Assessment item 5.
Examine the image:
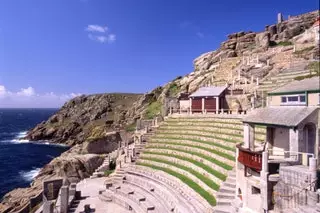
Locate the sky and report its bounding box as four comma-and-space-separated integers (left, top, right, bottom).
0, 0, 318, 108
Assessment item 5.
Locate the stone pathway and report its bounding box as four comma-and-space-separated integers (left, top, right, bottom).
72, 177, 130, 213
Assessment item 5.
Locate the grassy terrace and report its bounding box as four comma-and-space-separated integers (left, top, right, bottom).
155, 132, 239, 144
143, 151, 227, 180
140, 157, 220, 191
158, 129, 243, 139
137, 162, 217, 206
148, 141, 235, 161
138, 117, 265, 207
145, 146, 233, 170
152, 136, 235, 151
161, 123, 266, 136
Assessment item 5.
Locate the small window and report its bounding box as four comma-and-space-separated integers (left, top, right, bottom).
252, 186, 261, 194
281, 97, 287, 103
288, 96, 298, 102
300, 95, 306, 102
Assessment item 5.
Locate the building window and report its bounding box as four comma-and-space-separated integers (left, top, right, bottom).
281, 95, 306, 105
252, 186, 261, 194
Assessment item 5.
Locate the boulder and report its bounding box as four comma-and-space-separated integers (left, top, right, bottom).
255, 32, 270, 49
82, 131, 122, 154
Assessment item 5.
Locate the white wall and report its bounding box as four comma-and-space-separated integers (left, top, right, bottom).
272, 128, 290, 157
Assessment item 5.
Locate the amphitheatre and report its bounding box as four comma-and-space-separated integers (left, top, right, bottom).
1, 10, 319, 213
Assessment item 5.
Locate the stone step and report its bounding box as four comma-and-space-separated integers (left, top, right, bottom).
213, 205, 234, 213
217, 192, 235, 199
224, 182, 236, 188
219, 185, 235, 194
217, 198, 233, 206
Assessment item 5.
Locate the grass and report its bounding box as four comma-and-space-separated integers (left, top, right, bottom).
152, 135, 236, 151
161, 123, 267, 135
276, 41, 293, 46
155, 132, 239, 144
125, 123, 136, 132
143, 151, 227, 180
158, 128, 243, 139
139, 157, 220, 191
294, 62, 320, 81
137, 162, 216, 206
293, 46, 314, 55
145, 146, 233, 170
104, 169, 115, 177
148, 140, 235, 161
144, 101, 162, 119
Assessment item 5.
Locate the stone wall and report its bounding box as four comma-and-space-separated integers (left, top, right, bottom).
273, 165, 318, 211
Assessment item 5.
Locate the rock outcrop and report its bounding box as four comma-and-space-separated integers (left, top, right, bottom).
26, 93, 142, 146
0, 147, 104, 213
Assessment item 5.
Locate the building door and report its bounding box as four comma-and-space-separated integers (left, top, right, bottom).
204, 97, 216, 112
303, 123, 316, 165
191, 98, 202, 113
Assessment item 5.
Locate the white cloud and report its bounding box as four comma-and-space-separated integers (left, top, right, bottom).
86, 25, 108, 33
17, 86, 35, 96
0, 85, 6, 95
88, 34, 116, 43
86, 24, 116, 44
108, 34, 116, 43
0, 84, 81, 108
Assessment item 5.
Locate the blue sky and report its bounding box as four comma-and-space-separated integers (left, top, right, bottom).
0, 0, 318, 107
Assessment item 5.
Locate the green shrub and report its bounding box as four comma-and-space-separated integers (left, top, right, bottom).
276, 41, 293, 46
137, 162, 216, 206
270, 41, 293, 47
168, 82, 179, 97
144, 101, 162, 119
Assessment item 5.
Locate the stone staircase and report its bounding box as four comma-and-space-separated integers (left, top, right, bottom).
258, 60, 311, 92
214, 170, 237, 213
90, 149, 119, 178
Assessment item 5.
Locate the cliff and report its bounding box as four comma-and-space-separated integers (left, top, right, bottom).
26, 93, 142, 145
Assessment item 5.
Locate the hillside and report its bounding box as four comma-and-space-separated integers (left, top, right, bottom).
26, 93, 142, 145
136, 10, 319, 114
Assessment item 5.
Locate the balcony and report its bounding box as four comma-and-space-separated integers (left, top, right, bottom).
236, 144, 263, 172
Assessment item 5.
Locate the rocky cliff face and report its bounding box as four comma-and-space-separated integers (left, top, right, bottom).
26, 93, 142, 145
0, 94, 141, 213
134, 10, 319, 114
0, 148, 104, 213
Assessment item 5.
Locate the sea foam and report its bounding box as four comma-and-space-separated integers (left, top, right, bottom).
19, 168, 41, 181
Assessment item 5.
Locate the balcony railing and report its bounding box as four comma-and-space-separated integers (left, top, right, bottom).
236, 144, 263, 172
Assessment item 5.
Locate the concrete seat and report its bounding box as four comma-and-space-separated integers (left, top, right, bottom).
125, 166, 212, 213
101, 191, 145, 213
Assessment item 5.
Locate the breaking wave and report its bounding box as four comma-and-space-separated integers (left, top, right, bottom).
19, 168, 41, 181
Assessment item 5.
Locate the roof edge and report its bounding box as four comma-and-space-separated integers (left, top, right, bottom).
268, 89, 320, 96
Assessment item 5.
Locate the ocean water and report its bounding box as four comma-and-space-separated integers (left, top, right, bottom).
0, 109, 69, 199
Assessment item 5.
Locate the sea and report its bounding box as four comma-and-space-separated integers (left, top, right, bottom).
0, 108, 69, 199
